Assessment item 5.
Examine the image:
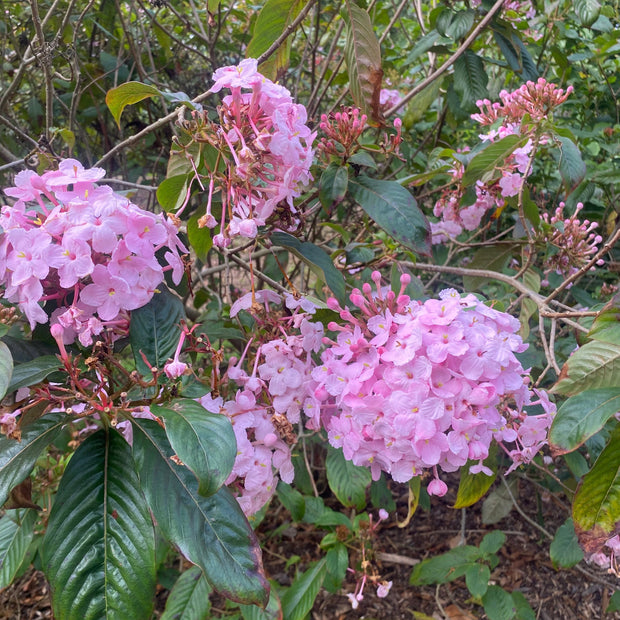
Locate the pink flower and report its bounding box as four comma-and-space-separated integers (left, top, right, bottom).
376, 580, 393, 598
499, 172, 522, 197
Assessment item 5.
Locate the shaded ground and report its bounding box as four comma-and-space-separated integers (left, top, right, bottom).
1, 474, 619, 619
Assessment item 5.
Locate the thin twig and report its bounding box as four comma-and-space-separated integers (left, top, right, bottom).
385, 0, 505, 117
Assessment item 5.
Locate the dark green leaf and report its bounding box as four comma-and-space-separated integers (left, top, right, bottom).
370, 474, 397, 512
7, 356, 61, 393
280, 558, 327, 620
105, 81, 161, 127
276, 481, 305, 521
462, 243, 516, 291
437, 9, 474, 40
348, 174, 431, 256
550, 518, 584, 568
0, 413, 65, 507
0, 341, 12, 400
453, 50, 489, 110
462, 134, 524, 187
130, 284, 185, 375
343, 0, 383, 122
0, 509, 36, 589
132, 419, 269, 605
153, 399, 236, 496
161, 566, 212, 620
319, 164, 349, 210
270, 231, 346, 305
325, 448, 371, 511
555, 136, 586, 194
42, 430, 156, 620
482, 585, 516, 620
549, 389, 620, 454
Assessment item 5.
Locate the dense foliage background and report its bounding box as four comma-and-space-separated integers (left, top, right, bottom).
0, 0, 619, 618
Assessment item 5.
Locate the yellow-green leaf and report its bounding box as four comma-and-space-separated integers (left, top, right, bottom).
106, 82, 161, 128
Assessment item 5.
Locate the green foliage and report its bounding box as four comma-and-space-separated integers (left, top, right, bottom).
550, 518, 584, 568
105, 82, 162, 128
0, 509, 37, 589
348, 175, 431, 256
42, 429, 157, 620
132, 418, 269, 606
152, 399, 236, 497
129, 284, 186, 375
325, 446, 372, 511
270, 231, 346, 304
161, 566, 212, 620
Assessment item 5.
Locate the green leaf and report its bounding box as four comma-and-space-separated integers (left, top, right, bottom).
462, 135, 524, 186
491, 25, 538, 82
161, 566, 212, 620
549, 518, 584, 568
573, 427, 620, 534
0, 341, 13, 400
0, 413, 66, 507
453, 50, 489, 110
42, 429, 156, 620
270, 231, 346, 305
325, 543, 348, 582
410, 546, 483, 585
239, 589, 282, 620
574, 0, 601, 26
549, 388, 620, 454
462, 243, 516, 291
105, 81, 161, 128
465, 562, 490, 598
7, 355, 61, 393
453, 451, 497, 509
132, 419, 269, 605
607, 590, 620, 613
370, 473, 397, 512
479, 530, 506, 555
482, 585, 516, 620
129, 284, 185, 375
325, 448, 371, 511
342, 0, 383, 122
157, 174, 191, 213
552, 340, 620, 396
152, 399, 236, 496
245, 0, 305, 80
481, 481, 516, 525
511, 591, 536, 620
348, 174, 431, 256
436, 9, 474, 40
0, 509, 36, 589
555, 136, 586, 194
280, 558, 327, 620
319, 164, 349, 210
276, 481, 305, 521
188, 212, 213, 261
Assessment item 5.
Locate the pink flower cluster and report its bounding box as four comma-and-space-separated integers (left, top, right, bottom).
196, 58, 315, 247
539, 202, 604, 285
0, 159, 187, 344
199, 291, 321, 515
431, 79, 572, 243
305, 272, 555, 495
